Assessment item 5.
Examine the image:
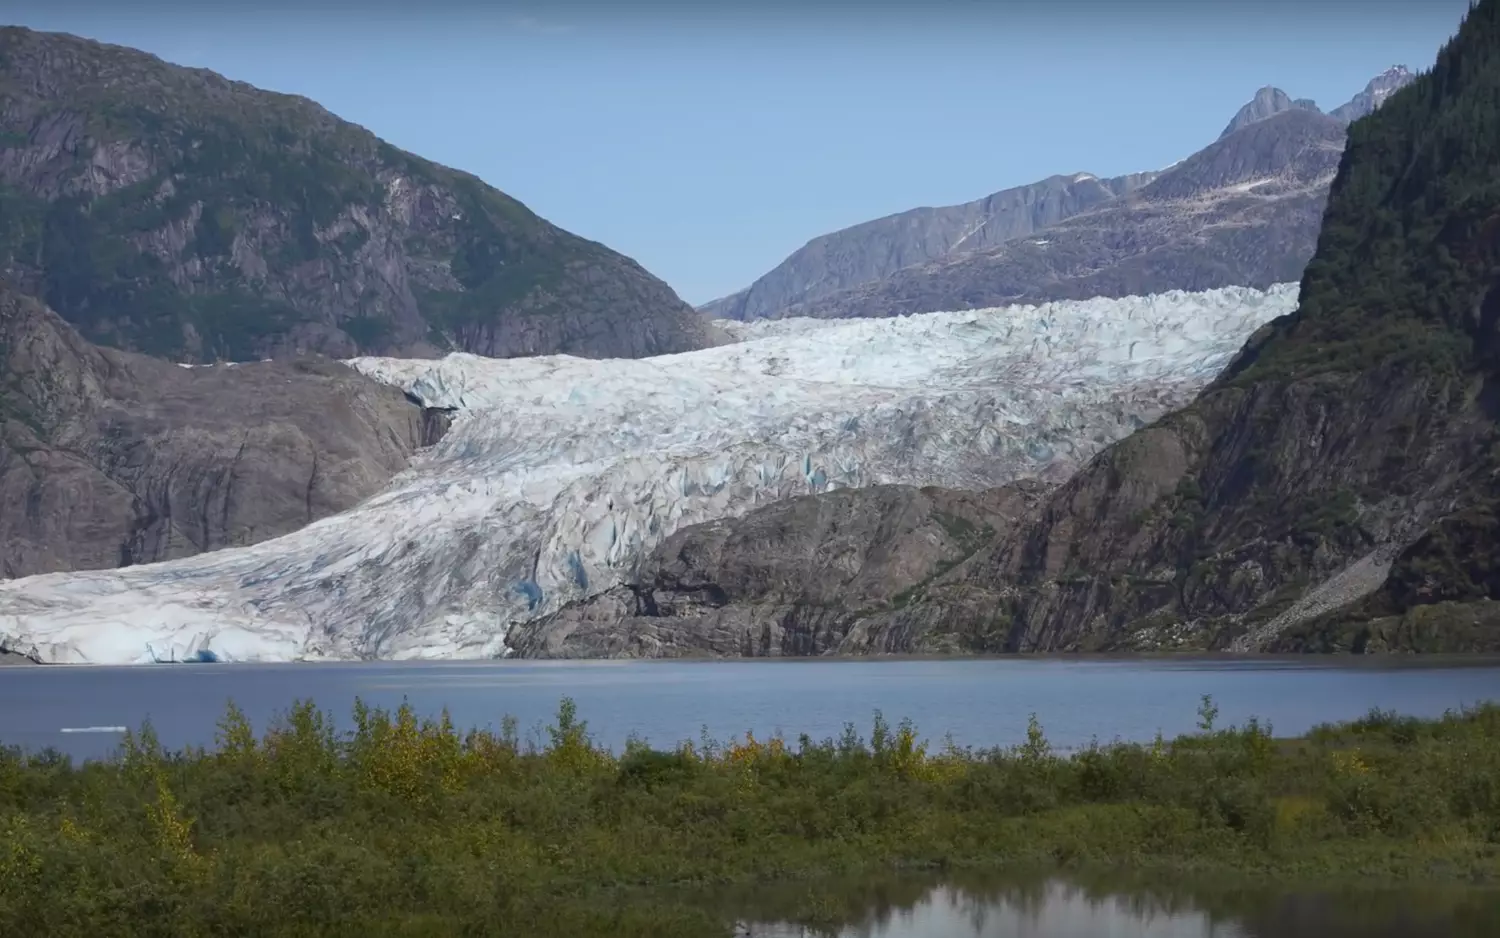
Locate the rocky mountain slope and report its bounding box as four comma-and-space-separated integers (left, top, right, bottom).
1216, 68, 1413, 138
1217, 87, 1321, 139
696, 170, 1159, 322
1329, 65, 1416, 122
0, 280, 429, 578
780, 109, 1344, 318
515, 2, 1500, 657
0, 284, 1297, 663
0, 26, 715, 363
706, 67, 1415, 324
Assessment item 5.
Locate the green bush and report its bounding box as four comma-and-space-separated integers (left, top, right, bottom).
0, 696, 1497, 937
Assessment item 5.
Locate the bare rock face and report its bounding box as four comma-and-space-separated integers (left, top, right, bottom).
0, 26, 716, 363
507, 483, 1050, 658
0, 283, 427, 578
1218, 86, 1322, 138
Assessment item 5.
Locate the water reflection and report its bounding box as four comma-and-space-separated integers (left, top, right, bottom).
729, 872, 1500, 938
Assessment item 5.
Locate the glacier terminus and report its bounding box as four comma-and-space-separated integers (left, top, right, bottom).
0, 285, 1298, 664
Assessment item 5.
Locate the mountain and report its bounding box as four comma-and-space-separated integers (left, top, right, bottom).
514, 1, 1500, 657
0, 27, 716, 363
0, 281, 430, 579
1329, 65, 1415, 122
0, 284, 1298, 663
778, 109, 1344, 319
1214, 68, 1417, 140
1218, 86, 1321, 138
708, 67, 1415, 324
696, 170, 1158, 322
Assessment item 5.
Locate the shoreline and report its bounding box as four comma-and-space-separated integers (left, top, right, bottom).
8, 649, 1500, 670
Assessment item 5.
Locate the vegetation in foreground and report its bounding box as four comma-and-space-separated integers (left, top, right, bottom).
1, 698, 1498, 937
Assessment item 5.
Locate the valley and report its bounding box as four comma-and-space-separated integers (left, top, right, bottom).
0, 8, 1495, 669
1, 5, 1498, 938
1, 285, 1295, 663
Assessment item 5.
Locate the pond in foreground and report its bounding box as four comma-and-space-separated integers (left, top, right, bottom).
725, 872, 1500, 937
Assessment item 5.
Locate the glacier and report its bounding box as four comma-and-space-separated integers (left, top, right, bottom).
0, 285, 1299, 665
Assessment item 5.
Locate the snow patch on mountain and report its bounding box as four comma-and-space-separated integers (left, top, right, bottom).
0, 285, 1300, 665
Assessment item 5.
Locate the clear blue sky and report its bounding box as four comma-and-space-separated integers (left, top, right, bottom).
5, 1, 1477, 305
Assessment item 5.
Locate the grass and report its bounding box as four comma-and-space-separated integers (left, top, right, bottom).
0, 697, 1497, 936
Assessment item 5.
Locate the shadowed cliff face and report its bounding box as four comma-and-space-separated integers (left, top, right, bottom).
0, 283, 432, 578
517, 1, 1500, 657
0, 26, 717, 363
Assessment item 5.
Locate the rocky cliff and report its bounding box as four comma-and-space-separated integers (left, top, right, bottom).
707, 68, 1415, 324
508, 484, 1049, 658
0, 281, 428, 577
0, 26, 716, 363
518, 3, 1500, 656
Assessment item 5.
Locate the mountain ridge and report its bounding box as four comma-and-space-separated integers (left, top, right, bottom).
696, 169, 1159, 322
771, 108, 1343, 319
0, 25, 718, 363
705, 66, 1416, 324
1218, 86, 1322, 139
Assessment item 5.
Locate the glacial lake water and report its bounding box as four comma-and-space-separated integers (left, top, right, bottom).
3, 656, 1499, 761
726, 871, 1500, 938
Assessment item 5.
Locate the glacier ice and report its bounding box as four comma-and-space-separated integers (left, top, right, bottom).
0, 285, 1299, 664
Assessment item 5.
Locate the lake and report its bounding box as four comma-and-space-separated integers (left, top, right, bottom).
3, 656, 1499, 761
724, 871, 1500, 937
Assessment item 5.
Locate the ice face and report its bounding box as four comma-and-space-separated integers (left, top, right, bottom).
0, 285, 1299, 664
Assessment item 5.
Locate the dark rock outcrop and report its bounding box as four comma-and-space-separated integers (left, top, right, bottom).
508, 483, 1049, 658
0, 282, 430, 578
416, 404, 457, 448
513, 2, 1500, 657
0, 26, 717, 363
